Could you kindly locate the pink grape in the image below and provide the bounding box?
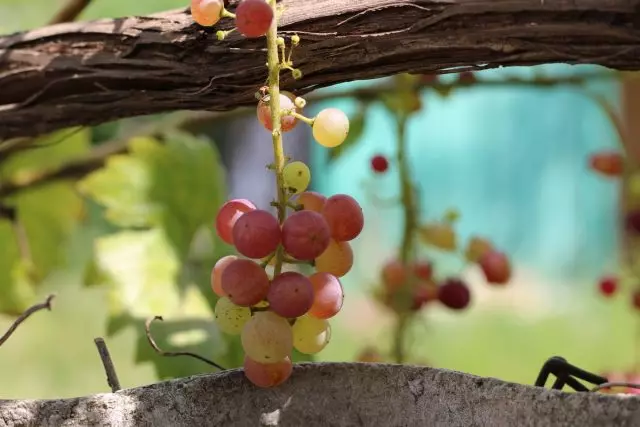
[235,0,274,38]
[267,272,314,318]
[216,199,256,245]
[243,356,293,388]
[308,272,344,319]
[232,209,281,259]
[281,211,331,260]
[256,92,299,132]
[322,194,364,242]
[191,0,223,27]
[315,239,353,278]
[221,259,269,306]
[210,255,237,297]
[296,191,326,213]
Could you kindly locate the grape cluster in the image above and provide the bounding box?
[212,189,362,387]
[377,232,512,315]
[190,0,359,388]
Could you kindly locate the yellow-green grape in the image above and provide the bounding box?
[242,311,293,363]
[283,161,311,194]
[292,314,331,354]
[312,108,350,148]
[214,297,251,335]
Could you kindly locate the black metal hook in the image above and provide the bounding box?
[535,356,608,392]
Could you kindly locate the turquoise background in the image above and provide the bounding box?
[310,65,621,286]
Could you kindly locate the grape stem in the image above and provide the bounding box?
[266,0,287,277]
[221,9,236,19]
[392,111,418,365]
[287,110,315,126]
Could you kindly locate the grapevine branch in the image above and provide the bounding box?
[49,0,93,25]
[0,0,639,139]
[144,316,226,371]
[0,294,55,347]
[94,337,122,393]
[0,73,618,200]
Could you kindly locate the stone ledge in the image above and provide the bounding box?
[1,363,639,426]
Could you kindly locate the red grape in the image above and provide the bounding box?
[211,255,237,297]
[322,194,364,242]
[243,356,293,388]
[598,276,618,297]
[221,259,269,306]
[438,278,471,310]
[216,199,256,245]
[381,260,407,293]
[371,155,389,173]
[232,209,281,259]
[257,92,299,132]
[479,251,511,285]
[296,191,326,213]
[282,211,331,260]
[235,0,273,38]
[412,261,433,281]
[589,152,624,177]
[633,291,640,310]
[315,239,353,278]
[411,282,438,311]
[308,272,343,319]
[267,272,314,318]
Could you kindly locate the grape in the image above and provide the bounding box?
[283,161,311,194]
[210,255,238,296]
[381,260,407,292]
[214,297,252,335]
[243,355,293,388]
[257,92,299,132]
[308,272,343,319]
[235,0,274,38]
[216,199,256,245]
[438,278,471,310]
[315,239,353,278]
[191,0,223,27]
[232,209,281,259]
[322,194,364,242]
[221,259,270,306]
[242,311,293,363]
[282,211,330,260]
[412,261,433,281]
[292,315,331,354]
[465,236,494,263]
[296,191,326,213]
[267,272,314,318]
[312,108,350,148]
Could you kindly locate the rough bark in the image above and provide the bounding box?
[0,363,639,427]
[0,0,639,139]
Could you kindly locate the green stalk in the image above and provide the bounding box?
[266,0,287,276]
[392,113,417,364]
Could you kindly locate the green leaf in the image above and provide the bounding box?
[0,127,90,182]
[78,131,227,257]
[0,182,84,315]
[327,104,367,163]
[92,228,182,318]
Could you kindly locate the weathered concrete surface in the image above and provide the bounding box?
[1,363,639,426]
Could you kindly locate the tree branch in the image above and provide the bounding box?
[144,316,226,371]
[0,0,639,139]
[0,294,55,347]
[48,0,93,25]
[0,72,619,200]
[0,363,638,426]
[94,337,122,393]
